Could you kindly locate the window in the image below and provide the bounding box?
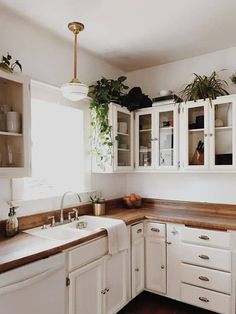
[16,80,90,200]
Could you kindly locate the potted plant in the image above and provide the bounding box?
[90,195,106,216]
[180,71,229,106]
[89,76,129,169]
[0,53,22,73]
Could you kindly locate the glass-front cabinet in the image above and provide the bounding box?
[183,101,209,169]
[210,97,235,169]
[135,104,178,170]
[114,105,133,171]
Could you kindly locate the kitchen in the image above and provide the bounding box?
[0,1,236,314]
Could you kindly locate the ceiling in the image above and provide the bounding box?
[1,0,236,72]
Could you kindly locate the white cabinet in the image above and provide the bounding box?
[181,95,236,171]
[67,237,129,314]
[145,222,166,294]
[135,105,179,171]
[92,103,133,173]
[131,223,145,298]
[104,250,128,314]
[0,70,31,177]
[68,258,103,314]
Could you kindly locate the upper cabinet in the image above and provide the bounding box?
[92,95,236,173]
[181,95,236,171]
[92,103,133,173]
[135,104,179,171]
[0,70,31,177]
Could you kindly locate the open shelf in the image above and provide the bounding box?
[139,129,152,132]
[160,148,174,151]
[160,127,174,130]
[188,128,204,132]
[215,126,232,131]
[117,132,129,136]
[0,131,22,137]
[118,148,130,151]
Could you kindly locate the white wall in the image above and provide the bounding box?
[126,47,236,204]
[0,6,126,218]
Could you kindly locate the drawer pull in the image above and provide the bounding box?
[199,276,210,282]
[198,254,210,260]
[151,227,160,233]
[199,235,210,240]
[137,229,143,234]
[199,296,209,303]
[135,268,139,272]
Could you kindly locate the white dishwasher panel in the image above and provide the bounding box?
[0,253,66,314]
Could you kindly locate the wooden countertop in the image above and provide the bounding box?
[0,203,236,273]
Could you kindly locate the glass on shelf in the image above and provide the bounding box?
[188,106,205,166]
[159,111,174,166]
[138,114,152,167]
[214,102,233,166]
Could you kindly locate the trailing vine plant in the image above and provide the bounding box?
[89,76,129,170]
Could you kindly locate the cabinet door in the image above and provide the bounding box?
[132,237,145,298]
[135,109,154,169]
[68,258,103,314]
[145,237,166,293]
[166,223,183,300]
[104,250,128,314]
[209,97,236,169]
[182,101,209,169]
[155,104,179,170]
[114,105,133,172]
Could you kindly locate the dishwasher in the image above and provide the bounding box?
[0,252,66,314]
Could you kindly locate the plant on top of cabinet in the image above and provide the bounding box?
[0,53,22,73]
[180,71,229,106]
[89,76,129,169]
[230,72,236,84]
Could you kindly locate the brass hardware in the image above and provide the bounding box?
[101,289,106,295]
[66,277,70,286]
[199,276,209,282]
[198,254,210,260]
[199,235,210,240]
[48,216,55,227]
[161,265,165,269]
[137,229,142,234]
[67,22,84,83]
[105,288,109,292]
[166,241,172,245]
[151,227,160,233]
[199,296,209,303]
[135,268,139,272]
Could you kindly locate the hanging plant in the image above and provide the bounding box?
[89,76,129,169]
[0,53,22,73]
[180,71,229,106]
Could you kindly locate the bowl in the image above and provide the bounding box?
[160,90,172,97]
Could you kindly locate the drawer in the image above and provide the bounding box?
[68,237,108,271]
[181,283,231,314]
[181,263,231,294]
[181,227,231,249]
[132,223,144,241]
[146,222,165,238]
[180,243,231,272]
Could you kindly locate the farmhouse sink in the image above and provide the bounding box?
[24,215,117,242]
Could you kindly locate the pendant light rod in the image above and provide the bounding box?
[68,22,84,84]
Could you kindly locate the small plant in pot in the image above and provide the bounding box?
[180,71,229,106]
[90,195,106,216]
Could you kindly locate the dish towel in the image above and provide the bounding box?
[102,219,129,255]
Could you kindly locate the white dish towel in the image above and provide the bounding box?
[102,219,129,255]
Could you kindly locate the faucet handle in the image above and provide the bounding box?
[73,208,79,220]
[68,211,75,222]
[48,216,55,227]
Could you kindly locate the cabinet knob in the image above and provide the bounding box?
[135,268,139,272]
[199,296,209,303]
[105,288,110,292]
[199,276,209,282]
[204,134,208,137]
[166,241,172,245]
[198,254,209,260]
[171,229,178,235]
[161,265,165,269]
[199,235,210,240]
[101,289,106,295]
[137,229,142,234]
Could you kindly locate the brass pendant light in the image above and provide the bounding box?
[61,22,88,101]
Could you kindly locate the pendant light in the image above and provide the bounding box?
[61,22,88,101]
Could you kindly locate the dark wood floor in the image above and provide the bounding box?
[118,292,215,314]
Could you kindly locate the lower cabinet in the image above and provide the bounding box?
[145,230,166,293]
[68,248,128,314]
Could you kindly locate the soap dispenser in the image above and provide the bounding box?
[6,205,19,237]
